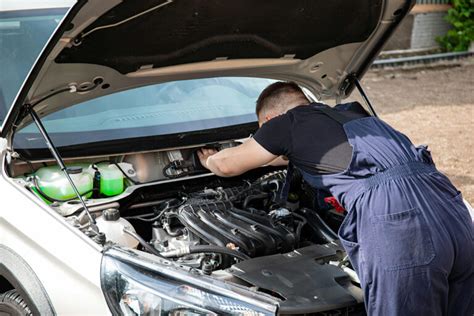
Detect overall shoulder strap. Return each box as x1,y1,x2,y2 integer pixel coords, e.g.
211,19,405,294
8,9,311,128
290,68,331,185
316,105,352,125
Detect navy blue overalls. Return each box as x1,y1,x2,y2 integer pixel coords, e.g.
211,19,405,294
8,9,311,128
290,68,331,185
285,104,474,315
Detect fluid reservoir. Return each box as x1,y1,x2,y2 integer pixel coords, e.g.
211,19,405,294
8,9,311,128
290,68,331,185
96,208,139,248
35,165,93,201
95,163,124,196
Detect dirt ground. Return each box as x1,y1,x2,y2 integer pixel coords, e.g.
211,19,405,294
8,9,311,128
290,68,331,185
348,57,474,203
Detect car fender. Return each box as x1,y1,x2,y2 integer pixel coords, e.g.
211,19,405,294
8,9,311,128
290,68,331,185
0,245,55,315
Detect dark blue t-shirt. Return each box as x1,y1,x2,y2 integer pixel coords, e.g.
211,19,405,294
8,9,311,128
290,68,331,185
253,102,369,175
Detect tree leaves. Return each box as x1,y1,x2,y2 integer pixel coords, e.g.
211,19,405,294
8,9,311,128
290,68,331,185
436,0,474,51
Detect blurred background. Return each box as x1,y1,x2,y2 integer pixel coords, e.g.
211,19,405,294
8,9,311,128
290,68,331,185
1,0,473,201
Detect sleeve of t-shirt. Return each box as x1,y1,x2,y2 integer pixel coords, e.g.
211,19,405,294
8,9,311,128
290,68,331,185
253,114,292,156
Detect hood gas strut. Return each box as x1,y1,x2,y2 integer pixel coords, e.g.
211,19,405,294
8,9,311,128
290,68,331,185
27,106,99,232
23,81,104,239
341,74,378,118
350,75,378,118
353,76,378,118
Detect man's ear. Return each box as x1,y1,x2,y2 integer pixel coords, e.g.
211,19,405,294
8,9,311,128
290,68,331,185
265,113,276,122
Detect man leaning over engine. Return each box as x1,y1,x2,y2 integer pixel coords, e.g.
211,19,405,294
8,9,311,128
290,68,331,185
197,81,474,316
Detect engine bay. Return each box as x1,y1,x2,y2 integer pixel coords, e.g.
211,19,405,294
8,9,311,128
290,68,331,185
9,143,364,314
128,169,336,265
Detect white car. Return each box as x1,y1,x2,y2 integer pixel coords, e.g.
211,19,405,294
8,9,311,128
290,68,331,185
2,0,470,315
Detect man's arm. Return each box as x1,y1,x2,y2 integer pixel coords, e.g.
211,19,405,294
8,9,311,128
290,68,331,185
198,138,278,177
267,156,289,167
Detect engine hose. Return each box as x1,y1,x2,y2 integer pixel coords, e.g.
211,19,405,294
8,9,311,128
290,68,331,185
163,223,183,237
113,162,139,185
301,208,338,243
242,192,270,209
189,245,250,261
123,228,166,258
292,213,307,246
161,245,250,261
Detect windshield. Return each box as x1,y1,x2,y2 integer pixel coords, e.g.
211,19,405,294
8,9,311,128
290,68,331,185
0,6,68,125
14,77,275,149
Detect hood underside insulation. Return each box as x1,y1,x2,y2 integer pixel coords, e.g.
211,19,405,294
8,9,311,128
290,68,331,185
56,0,382,74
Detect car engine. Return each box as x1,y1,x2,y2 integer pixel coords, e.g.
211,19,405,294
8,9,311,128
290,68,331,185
153,171,296,261
119,169,342,274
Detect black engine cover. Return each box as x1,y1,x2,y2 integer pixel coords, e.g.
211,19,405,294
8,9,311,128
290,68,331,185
177,200,296,257
230,244,364,314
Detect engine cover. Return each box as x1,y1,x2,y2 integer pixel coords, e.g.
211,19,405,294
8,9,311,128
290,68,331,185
177,199,297,257
230,244,363,314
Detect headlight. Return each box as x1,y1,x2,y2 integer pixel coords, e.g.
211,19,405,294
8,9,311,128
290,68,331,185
101,249,277,316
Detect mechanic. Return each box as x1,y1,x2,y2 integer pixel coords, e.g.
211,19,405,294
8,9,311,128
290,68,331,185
197,81,474,315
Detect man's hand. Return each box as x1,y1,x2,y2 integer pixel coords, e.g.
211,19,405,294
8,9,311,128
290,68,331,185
197,148,218,170
197,138,277,177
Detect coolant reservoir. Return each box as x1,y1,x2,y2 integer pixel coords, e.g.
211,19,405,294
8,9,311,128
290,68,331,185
96,208,139,248
35,165,93,201
95,163,124,196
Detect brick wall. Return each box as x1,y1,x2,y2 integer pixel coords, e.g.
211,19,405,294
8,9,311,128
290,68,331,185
411,11,451,49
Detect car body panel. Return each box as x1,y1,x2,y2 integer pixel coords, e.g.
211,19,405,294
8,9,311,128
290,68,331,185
0,151,109,315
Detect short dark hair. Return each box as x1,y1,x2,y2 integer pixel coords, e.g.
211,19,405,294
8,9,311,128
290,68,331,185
256,81,308,117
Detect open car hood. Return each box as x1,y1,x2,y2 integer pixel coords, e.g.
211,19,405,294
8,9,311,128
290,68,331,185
1,0,414,136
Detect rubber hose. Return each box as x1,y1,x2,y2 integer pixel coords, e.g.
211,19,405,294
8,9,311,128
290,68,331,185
123,228,166,258
164,224,184,237
292,212,308,241
188,245,250,261
243,192,270,209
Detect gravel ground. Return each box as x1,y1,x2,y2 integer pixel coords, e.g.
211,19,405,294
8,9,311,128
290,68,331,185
348,57,474,203
358,57,474,114
382,104,473,204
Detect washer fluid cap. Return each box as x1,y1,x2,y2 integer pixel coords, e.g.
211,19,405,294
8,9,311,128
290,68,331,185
103,208,120,221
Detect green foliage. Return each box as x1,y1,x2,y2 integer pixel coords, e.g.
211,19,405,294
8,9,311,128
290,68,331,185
437,0,474,51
